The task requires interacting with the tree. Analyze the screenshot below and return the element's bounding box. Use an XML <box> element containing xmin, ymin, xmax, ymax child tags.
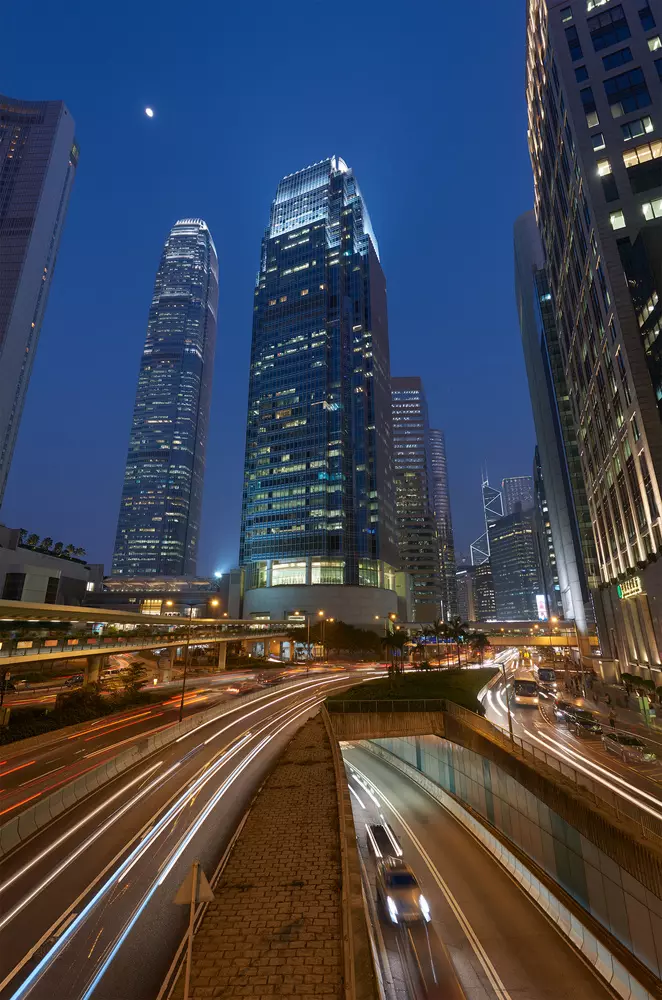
<box><xmin>38</xmin><ymin>537</ymin><xmax>54</xmax><ymax>553</ymax></box>
<box><xmin>123</xmin><ymin>660</ymin><xmax>147</xmax><ymax>696</ymax></box>
<box><xmin>52</xmin><ymin>541</ymin><xmax>64</xmax><ymax>557</ymax></box>
<box><xmin>74</xmin><ymin>547</ymin><xmax>87</xmax><ymax>558</ymax></box>
<box><xmin>382</xmin><ymin>629</ymin><xmax>409</xmax><ymax>675</ymax></box>
<box><xmin>63</xmin><ymin>544</ymin><xmax>75</xmax><ymax>558</ymax></box>
<box><xmin>17</xmin><ymin>528</ymin><xmax>27</xmax><ymax>545</ymax></box>
<box><xmin>470</xmin><ymin>631</ymin><xmax>490</xmax><ymax>665</ymax></box>
<box><xmin>25</xmin><ymin>534</ymin><xmax>39</xmax><ymax>549</ymax></box>
<box><xmin>446</xmin><ymin>616</ymin><xmax>470</xmax><ymax>668</ymax></box>
<box><xmin>427</xmin><ymin>619</ymin><xmax>447</xmax><ymax>668</ymax></box>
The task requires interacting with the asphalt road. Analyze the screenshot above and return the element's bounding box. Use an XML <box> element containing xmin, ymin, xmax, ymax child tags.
<box><xmin>344</xmin><ymin>743</ymin><xmax>613</xmax><ymax>1000</ymax></box>
<box><xmin>0</xmin><ymin>671</ymin><xmax>356</xmax><ymax>1000</ymax></box>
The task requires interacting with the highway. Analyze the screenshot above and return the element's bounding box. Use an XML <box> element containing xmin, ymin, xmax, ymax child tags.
<box><xmin>343</xmin><ymin>742</ymin><xmax>613</xmax><ymax>1000</ymax></box>
<box><xmin>0</xmin><ymin>671</ymin><xmax>355</xmax><ymax>1000</ymax></box>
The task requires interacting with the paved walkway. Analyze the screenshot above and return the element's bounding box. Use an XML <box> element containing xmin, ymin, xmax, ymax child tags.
<box><xmin>564</xmin><ymin>679</ymin><xmax>662</xmax><ymax>741</ymax></box>
<box><xmin>178</xmin><ymin>715</ymin><xmax>346</xmax><ymax>999</ymax></box>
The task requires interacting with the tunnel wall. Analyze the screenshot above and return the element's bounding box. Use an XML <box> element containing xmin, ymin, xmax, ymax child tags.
<box><xmin>371</xmin><ymin>733</ymin><xmax>662</xmax><ymax>981</ymax></box>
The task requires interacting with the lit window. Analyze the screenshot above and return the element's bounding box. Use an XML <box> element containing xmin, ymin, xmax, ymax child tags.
<box><xmin>300</xmin><ymin>289</ymin><xmax>309</xmax><ymax>296</ymax></box>
<box><xmin>610</xmin><ymin>210</ymin><xmax>626</xmax><ymax>229</ymax></box>
<box><xmin>648</xmin><ymin>35</ymin><xmax>662</xmax><ymax>51</ymax></box>
<box><xmin>621</xmin><ymin>116</ymin><xmax>654</xmax><ymax>140</ymax></box>
<box><xmin>592</xmin><ymin>132</ymin><xmax>606</xmax><ymax>150</ymax></box>
<box><xmin>642</xmin><ymin>199</ymin><xmax>662</xmax><ymax>220</ymax></box>
<box><xmin>622</xmin><ymin>139</ymin><xmax>662</xmax><ymax>168</ymax></box>
<box><xmin>597</xmin><ymin>158</ymin><xmax>612</xmax><ymax>175</ymax></box>
<box><xmin>561</xmin><ymin>6</ymin><xmax>572</xmax><ymax>20</ymax></box>
<box><xmin>587</xmin><ymin>0</ymin><xmax>609</xmax><ymax>8</ymax></box>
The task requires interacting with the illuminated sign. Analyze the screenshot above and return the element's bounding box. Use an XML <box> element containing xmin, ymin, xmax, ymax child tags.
<box><xmin>617</xmin><ymin>576</ymin><xmax>643</xmax><ymax>599</ymax></box>
<box><xmin>536</xmin><ymin>595</ymin><xmax>548</xmax><ymax>621</ymax></box>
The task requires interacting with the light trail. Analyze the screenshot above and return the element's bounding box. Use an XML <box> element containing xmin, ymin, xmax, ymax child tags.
<box><xmin>0</xmin><ymin>760</ymin><xmax>37</xmax><ymax>780</ymax></box>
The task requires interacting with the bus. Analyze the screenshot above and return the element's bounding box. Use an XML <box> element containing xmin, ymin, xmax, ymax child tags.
<box><xmin>512</xmin><ymin>669</ymin><xmax>539</xmax><ymax>707</ymax></box>
<box><xmin>534</xmin><ymin>663</ymin><xmax>557</xmax><ymax>695</ymax></box>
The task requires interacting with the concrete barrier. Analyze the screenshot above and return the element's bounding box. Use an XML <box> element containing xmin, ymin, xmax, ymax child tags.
<box><xmin>0</xmin><ymin>681</ymin><xmax>309</xmax><ymax>859</ymax></box>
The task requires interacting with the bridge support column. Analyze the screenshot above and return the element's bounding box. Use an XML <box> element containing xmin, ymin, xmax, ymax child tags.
<box><xmin>84</xmin><ymin>654</ymin><xmax>106</xmax><ymax>687</ymax></box>
<box><xmin>216</xmin><ymin>643</ymin><xmax>227</xmax><ymax>671</ymax></box>
<box><xmin>158</xmin><ymin>647</ymin><xmax>176</xmax><ymax>683</ymax></box>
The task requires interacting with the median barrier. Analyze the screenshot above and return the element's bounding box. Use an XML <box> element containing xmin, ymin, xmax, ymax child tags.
<box><xmin>0</xmin><ymin>679</ymin><xmax>315</xmax><ymax>859</ymax></box>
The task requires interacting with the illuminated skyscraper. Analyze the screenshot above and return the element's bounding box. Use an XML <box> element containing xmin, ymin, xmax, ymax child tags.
<box><xmin>502</xmin><ymin>476</ymin><xmax>534</xmax><ymax>514</ymax></box>
<box><xmin>112</xmin><ymin>219</ymin><xmax>218</xmax><ymax>577</ymax></box>
<box><xmin>429</xmin><ymin>429</ymin><xmax>458</xmax><ymax>618</ymax></box>
<box><xmin>0</xmin><ymin>94</ymin><xmax>78</xmax><ymax>506</ymax></box>
<box><xmin>239</xmin><ymin>158</ymin><xmax>402</xmax><ymax>624</ymax></box>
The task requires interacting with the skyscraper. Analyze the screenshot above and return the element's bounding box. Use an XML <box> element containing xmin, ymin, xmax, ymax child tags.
<box><xmin>429</xmin><ymin>429</ymin><xmax>458</xmax><ymax>619</ymax></box>
<box><xmin>489</xmin><ymin>506</ymin><xmax>543</xmax><ymax>621</ymax></box>
<box><xmin>502</xmin><ymin>476</ymin><xmax>535</xmax><ymax>515</ymax></box>
<box><xmin>470</xmin><ymin>475</ymin><xmax>504</xmax><ymax>565</ymax></box>
<box><xmin>455</xmin><ymin>566</ymin><xmax>476</xmax><ymax>621</ymax></box>
<box><xmin>391</xmin><ymin>377</ymin><xmax>442</xmax><ymax>621</ymax></box>
<box><xmin>527</xmin><ymin>0</ymin><xmax>662</xmax><ymax>674</ymax></box>
<box><xmin>239</xmin><ymin>158</ymin><xmax>402</xmax><ymax>624</ymax></box>
<box><xmin>112</xmin><ymin>219</ymin><xmax>218</xmax><ymax>578</ymax></box>
<box><xmin>533</xmin><ymin>446</ymin><xmax>564</xmax><ymax>619</ymax></box>
<box><xmin>0</xmin><ymin>94</ymin><xmax>78</xmax><ymax>506</ymax></box>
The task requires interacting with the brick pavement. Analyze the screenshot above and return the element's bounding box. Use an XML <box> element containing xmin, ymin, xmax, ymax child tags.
<box><xmin>181</xmin><ymin>715</ymin><xmax>348</xmax><ymax>999</ymax></box>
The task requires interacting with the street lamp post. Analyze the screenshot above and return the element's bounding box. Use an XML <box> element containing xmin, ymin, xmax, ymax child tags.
<box><xmin>501</xmin><ymin>656</ymin><xmax>514</xmax><ymax>744</ymax></box>
<box><xmin>166</xmin><ymin>598</ymin><xmax>219</xmax><ymax>723</ymax></box>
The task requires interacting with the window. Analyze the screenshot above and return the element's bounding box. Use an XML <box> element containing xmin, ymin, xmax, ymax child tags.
<box><xmin>271</xmin><ymin>560</ymin><xmax>307</xmax><ymax>586</ymax></box>
<box><xmin>311</xmin><ymin>559</ymin><xmax>344</xmax><ymax>585</ymax></box>
<box><xmin>597</xmin><ymin>158</ymin><xmax>612</xmax><ymax>174</ymax></box>
<box><xmin>621</xmin><ymin>116</ymin><xmax>654</xmax><ymax>140</ymax></box>
<box><xmin>581</xmin><ymin>87</ymin><xmax>600</xmax><ymax>127</ymax></box>
<box><xmin>566</xmin><ymin>24</ymin><xmax>583</xmax><ymax>60</ymax></box>
<box><xmin>610</xmin><ymin>210</ymin><xmax>626</xmax><ymax>228</ymax></box>
<box><xmin>44</xmin><ymin>577</ymin><xmax>59</xmax><ymax>604</ymax></box>
<box><xmin>622</xmin><ymin>139</ymin><xmax>662</xmax><ymax>167</ymax></box>
<box><xmin>604</xmin><ymin>68</ymin><xmax>651</xmax><ymax>117</ymax></box>
<box><xmin>587</xmin><ymin>0</ymin><xmax>609</xmax><ymax>7</ymax></box>
<box><xmin>642</xmin><ymin>198</ymin><xmax>662</xmax><ymax>220</ymax></box>
<box><xmin>2</xmin><ymin>573</ymin><xmax>25</xmax><ymax>601</ymax></box>
<box><xmin>656</xmin><ymin>57</ymin><xmax>662</xmax><ymax>81</ymax></box>
<box><xmin>588</xmin><ymin>5</ymin><xmax>631</xmax><ymax>50</ymax></box>
<box><xmin>575</xmin><ymin>65</ymin><xmax>589</xmax><ymax>82</ymax></box>
<box><xmin>561</xmin><ymin>5</ymin><xmax>572</xmax><ymax>20</ymax></box>
<box><xmin>639</xmin><ymin>6</ymin><xmax>656</xmax><ymax>31</ymax></box>
<box><xmin>592</xmin><ymin>132</ymin><xmax>607</xmax><ymax>150</ymax></box>
<box><xmin>648</xmin><ymin>36</ymin><xmax>662</xmax><ymax>51</ymax></box>
<box><xmin>602</xmin><ymin>46</ymin><xmax>633</xmax><ymax>69</ymax></box>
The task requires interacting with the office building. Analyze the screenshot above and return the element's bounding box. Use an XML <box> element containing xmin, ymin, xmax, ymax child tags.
<box><xmin>239</xmin><ymin>158</ymin><xmax>405</xmax><ymax>626</ymax></box>
<box><xmin>391</xmin><ymin>377</ymin><xmax>442</xmax><ymax>621</ymax></box>
<box><xmin>456</xmin><ymin>565</ymin><xmax>476</xmax><ymax>622</ymax></box>
<box><xmin>514</xmin><ymin>210</ymin><xmax>597</xmax><ymax>643</ymax></box>
<box><xmin>489</xmin><ymin>506</ymin><xmax>543</xmax><ymax>621</ymax></box>
<box><xmin>527</xmin><ymin>0</ymin><xmax>662</xmax><ymax>674</ymax></box>
<box><xmin>473</xmin><ymin>561</ymin><xmax>496</xmax><ymax>621</ymax></box>
<box><xmin>502</xmin><ymin>476</ymin><xmax>535</xmax><ymax>514</ymax></box>
<box><xmin>112</xmin><ymin>219</ymin><xmax>218</xmax><ymax>577</ymax></box>
<box><xmin>0</xmin><ymin>525</ymin><xmax>102</xmax><ymax>604</ymax></box>
<box><xmin>470</xmin><ymin>475</ymin><xmax>504</xmax><ymax>565</ymax></box>
<box><xmin>0</xmin><ymin>94</ymin><xmax>78</xmax><ymax>506</ymax></box>
<box><xmin>533</xmin><ymin>446</ymin><xmax>565</xmax><ymax>618</ymax></box>
<box><xmin>429</xmin><ymin>428</ymin><xmax>458</xmax><ymax>618</ymax></box>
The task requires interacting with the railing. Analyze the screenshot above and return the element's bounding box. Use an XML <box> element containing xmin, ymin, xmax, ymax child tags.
<box><xmin>326</xmin><ymin>698</ymin><xmax>448</xmax><ymax>714</ymax></box>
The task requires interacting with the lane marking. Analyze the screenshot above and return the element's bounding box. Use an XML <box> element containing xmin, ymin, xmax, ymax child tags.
<box><xmin>0</xmin><ymin>760</ymin><xmax>37</xmax><ymax>781</ymax></box>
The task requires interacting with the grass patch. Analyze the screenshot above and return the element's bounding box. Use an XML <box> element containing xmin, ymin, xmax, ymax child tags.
<box><xmin>331</xmin><ymin>667</ymin><xmax>497</xmax><ymax>714</ymax></box>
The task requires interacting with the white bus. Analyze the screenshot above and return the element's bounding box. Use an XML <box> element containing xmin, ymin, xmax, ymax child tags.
<box><xmin>512</xmin><ymin>669</ymin><xmax>539</xmax><ymax>707</ymax></box>
<box><xmin>534</xmin><ymin>663</ymin><xmax>557</xmax><ymax>695</ymax></box>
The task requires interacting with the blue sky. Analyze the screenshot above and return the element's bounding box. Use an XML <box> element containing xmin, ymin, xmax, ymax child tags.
<box><xmin>2</xmin><ymin>0</ymin><xmax>535</xmax><ymax>572</ymax></box>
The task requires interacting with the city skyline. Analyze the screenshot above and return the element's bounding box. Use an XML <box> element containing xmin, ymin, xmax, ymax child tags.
<box><xmin>0</xmin><ymin>0</ymin><xmax>535</xmax><ymax>575</ymax></box>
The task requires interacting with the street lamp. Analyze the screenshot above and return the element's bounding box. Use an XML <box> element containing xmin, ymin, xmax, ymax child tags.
<box><xmin>166</xmin><ymin>598</ymin><xmax>221</xmax><ymax>723</ymax></box>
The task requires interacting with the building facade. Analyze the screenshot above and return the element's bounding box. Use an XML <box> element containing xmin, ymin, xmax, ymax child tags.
<box><xmin>429</xmin><ymin>428</ymin><xmax>458</xmax><ymax>618</ymax></box>
<box><xmin>456</xmin><ymin>565</ymin><xmax>476</xmax><ymax>621</ymax></box>
<box><xmin>239</xmin><ymin>158</ymin><xmax>401</xmax><ymax>626</ymax></box>
<box><xmin>112</xmin><ymin>219</ymin><xmax>218</xmax><ymax>578</ymax></box>
<box><xmin>502</xmin><ymin>476</ymin><xmax>535</xmax><ymax>514</ymax></box>
<box><xmin>527</xmin><ymin>0</ymin><xmax>662</xmax><ymax>675</ymax></box>
<box><xmin>533</xmin><ymin>445</ymin><xmax>565</xmax><ymax>618</ymax></box>
<box><xmin>473</xmin><ymin>561</ymin><xmax>497</xmax><ymax>621</ymax></box>
<box><xmin>0</xmin><ymin>525</ymin><xmax>102</xmax><ymax>605</ymax></box>
<box><xmin>489</xmin><ymin>506</ymin><xmax>543</xmax><ymax>621</ymax></box>
<box><xmin>470</xmin><ymin>475</ymin><xmax>504</xmax><ymax>565</ymax></box>
<box><xmin>0</xmin><ymin>94</ymin><xmax>78</xmax><ymax>506</ymax></box>
<box><xmin>391</xmin><ymin>377</ymin><xmax>442</xmax><ymax>621</ymax></box>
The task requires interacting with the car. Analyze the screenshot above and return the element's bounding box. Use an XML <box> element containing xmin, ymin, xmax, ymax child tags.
<box><xmin>366</xmin><ymin>823</ymin><xmax>402</xmax><ymax>860</ymax></box>
<box><xmin>602</xmin><ymin>732</ymin><xmax>656</xmax><ymax>763</ymax></box>
<box><xmin>552</xmin><ymin>699</ymin><xmax>577</xmax><ymax>723</ymax></box>
<box><xmin>375</xmin><ymin>858</ymin><xmax>431</xmax><ymax>924</ymax></box>
<box><xmin>568</xmin><ymin>709</ymin><xmax>603</xmax><ymax>737</ymax></box>
<box><xmin>64</xmin><ymin>674</ymin><xmax>84</xmax><ymax>688</ymax></box>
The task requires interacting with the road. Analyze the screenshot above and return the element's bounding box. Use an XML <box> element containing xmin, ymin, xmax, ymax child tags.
<box><xmin>343</xmin><ymin>742</ymin><xmax>613</xmax><ymax>1000</ymax></box>
<box><xmin>482</xmin><ymin>652</ymin><xmax>662</xmax><ymax>834</ymax></box>
<box><xmin>0</xmin><ymin>671</ymin><xmax>358</xmax><ymax>1000</ymax></box>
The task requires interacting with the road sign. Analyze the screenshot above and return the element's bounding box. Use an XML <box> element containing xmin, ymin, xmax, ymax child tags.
<box><xmin>174</xmin><ymin>862</ymin><xmax>215</xmax><ymax>905</ymax></box>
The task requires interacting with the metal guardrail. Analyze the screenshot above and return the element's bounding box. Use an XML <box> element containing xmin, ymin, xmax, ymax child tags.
<box><xmin>328</xmin><ymin>697</ymin><xmax>662</xmax><ymax>848</ymax></box>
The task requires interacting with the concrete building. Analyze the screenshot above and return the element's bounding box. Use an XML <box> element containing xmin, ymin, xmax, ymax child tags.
<box><xmin>88</xmin><ymin>575</ymin><xmax>238</xmax><ymax>618</ymax></box>
<box><xmin>489</xmin><ymin>507</ymin><xmax>543</xmax><ymax>621</ymax></box>
<box><xmin>0</xmin><ymin>525</ymin><xmax>102</xmax><ymax>604</ymax></box>
<box><xmin>391</xmin><ymin>377</ymin><xmax>442</xmax><ymax>621</ymax></box>
<box><xmin>502</xmin><ymin>476</ymin><xmax>535</xmax><ymax>514</ymax></box>
<box><xmin>0</xmin><ymin>94</ymin><xmax>78</xmax><ymax>505</ymax></box>
<box><xmin>527</xmin><ymin>0</ymin><xmax>662</xmax><ymax>675</ymax></box>
<box><xmin>112</xmin><ymin>220</ymin><xmax>218</xmax><ymax>578</ymax></box>
<box><xmin>429</xmin><ymin>429</ymin><xmax>458</xmax><ymax>618</ymax></box>
<box><xmin>239</xmin><ymin>158</ymin><xmax>401</xmax><ymax>627</ymax></box>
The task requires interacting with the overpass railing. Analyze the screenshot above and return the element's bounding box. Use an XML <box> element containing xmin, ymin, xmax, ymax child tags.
<box><xmin>328</xmin><ymin>698</ymin><xmax>662</xmax><ymax>847</ymax></box>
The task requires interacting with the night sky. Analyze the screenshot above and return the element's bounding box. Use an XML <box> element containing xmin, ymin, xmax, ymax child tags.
<box><xmin>2</xmin><ymin>0</ymin><xmax>535</xmax><ymax>574</ymax></box>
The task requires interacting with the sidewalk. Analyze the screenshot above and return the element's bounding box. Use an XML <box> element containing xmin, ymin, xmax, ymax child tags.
<box><xmin>565</xmin><ymin>681</ymin><xmax>662</xmax><ymax>741</ymax></box>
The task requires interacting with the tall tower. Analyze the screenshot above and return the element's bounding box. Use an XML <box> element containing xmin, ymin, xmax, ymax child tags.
<box><xmin>501</xmin><ymin>476</ymin><xmax>534</xmax><ymax>515</ymax></box>
<box><xmin>470</xmin><ymin>475</ymin><xmax>504</xmax><ymax>565</ymax></box>
<box><xmin>391</xmin><ymin>377</ymin><xmax>442</xmax><ymax>621</ymax></box>
<box><xmin>527</xmin><ymin>0</ymin><xmax>662</xmax><ymax>674</ymax></box>
<box><xmin>429</xmin><ymin>429</ymin><xmax>458</xmax><ymax>618</ymax></box>
<box><xmin>0</xmin><ymin>94</ymin><xmax>78</xmax><ymax>505</ymax></box>
<box><xmin>112</xmin><ymin>219</ymin><xmax>218</xmax><ymax>577</ymax></box>
<box><xmin>240</xmin><ymin>158</ymin><xmax>401</xmax><ymax>625</ymax></box>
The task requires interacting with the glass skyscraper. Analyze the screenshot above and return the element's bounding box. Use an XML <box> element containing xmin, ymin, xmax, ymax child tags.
<box><xmin>489</xmin><ymin>506</ymin><xmax>543</xmax><ymax>621</ymax></box>
<box><xmin>112</xmin><ymin>219</ymin><xmax>218</xmax><ymax>578</ymax></box>
<box><xmin>501</xmin><ymin>476</ymin><xmax>534</xmax><ymax>515</ymax></box>
<box><xmin>240</xmin><ymin>157</ymin><xmax>401</xmax><ymax>623</ymax></box>
<box><xmin>429</xmin><ymin>428</ymin><xmax>458</xmax><ymax>618</ymax></box>
<box><xmin>0</xmin><ymin>94</ymin><xmax>78</xmax><ymax>506</ymax></box>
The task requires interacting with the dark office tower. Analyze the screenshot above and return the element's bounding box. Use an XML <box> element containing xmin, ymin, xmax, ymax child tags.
<box><xmin>112</xmin><ymin>219</ymin><xmax>218</xmax><ymax>578</ymax></box>
<box><xmin>489</xmin><ymin>506</ymin><xmax>543</xmax><ymax>621</ymax></box>
<box><xmin>473</xmin><ymin>562</ymin><xmax>496</xmax><ymax>621</ymax></box>
<box><xmin>502</xmin><ymin>476</ymin><xmax>534</xmax><ymax>515</ymax></box>
<box><xmin>533</xmin><ymin>446</ymin><xmax>564</xmax><ymax>619</ymax></box>
<box><xmin>0</xmin><ymin>95</ymin><xmax>77</xmax><ymax>506</ymax></box>
<box><xmin>239</xmin><ymin>158</ymin><xmax>401</xmax><ymax>625</ymax></box>
<box><xmin>456</xmin><ymin>565</ymin><xmax>476</xmax><ymax>621</ymax></box>
<box><xmin>429</xmin><ymin>429</ymin><xmax>458</xmax><ymax>619</ymax></box>
<box><xmin>514</xmin><ymin>210</ymin><xmax>597</xmax><ymax>641</ymax></box>
<box><xmin>527</xmin><ymin>1</ymin><xmax>662</xmax><ymax>675</ymax></box>
<box><xmin>391</xmin><ymin>377</ymin><xmax>442</xmax><ymax>621</ymax></box>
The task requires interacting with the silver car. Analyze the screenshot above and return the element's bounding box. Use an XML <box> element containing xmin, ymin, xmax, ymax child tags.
<box><xmin>602</xmin><ymin>732</ymin><xmax>657</xmax><ymax>763</ymax></box>
<box><xmin>375</xmin><ymin>858</ymin><xmax>431</xmax><ymax>924</ymax></box>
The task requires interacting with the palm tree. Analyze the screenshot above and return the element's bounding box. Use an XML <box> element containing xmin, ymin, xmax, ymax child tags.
<box><xmin>25</xmin><ymin>534</ymin><xmax>39</xmax><ymax>549</ymax></box>
<box><xmin>446</xmin><ymin>616</ymin><xmax>470</xmax><ymax>668</ymax></box>
<box><xmin>38</xmin><ymin>537</ymin><xmax>54</xmax><ymax>553</ymax></box>
<box><xmin>470</xmin><ymin>631</ymin><xmax>490</xmax><ymax>665</ymax></box>
<box><xmin>389</xmin><ymin>629</ymin><xmax>410</xmax><ymax>674</ymax></box>
<box><xmin>428</xmin><ymin>618</ymin><xmax>447</xmax><ymax>669</ymax></box>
